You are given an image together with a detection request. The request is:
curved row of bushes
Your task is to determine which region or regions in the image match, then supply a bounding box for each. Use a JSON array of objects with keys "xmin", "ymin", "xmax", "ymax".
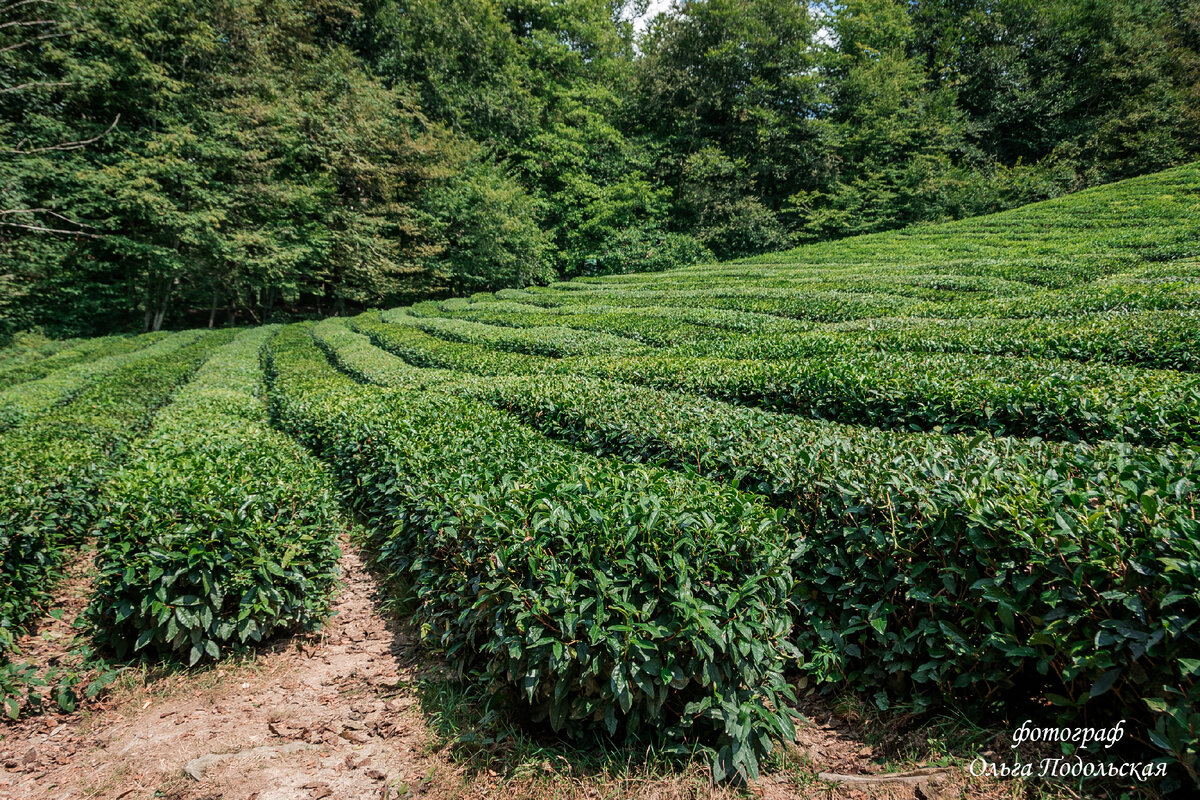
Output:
[
  {"xmin": 446, "ymin": 305, "xmax": 744, "ymax": 349},
  {"xmin": 0, "ymin": 331, "xmax": 183, "ymax": 431},
  {"xmin": 352, "ymin": 311, "xmax": 550, "ymax": 375},
  {"xmin": 266, "ymin": 323, "xmax": 797, "ymax": 783},
  {"xmin": 398, "ymin": 312, "xmax": 648, "ymax": 358},
  {"xmin": 0, "ymin": 329, "xmax": 234, "ymax": 656},
  {"xmin": 407, "ymin": 294, "xmax": 1200, "ymax": 372},
  {"xmin": 311, "ymin": 318, "xmax": 455, "ymax": 389},
  {"xmin": 562, "ymin": 351, "xmax": 1200, "ymax": 446},
  {"xmin": 463, "ymin": 374, "xmax": 1200, "ymax": 779},
  {"xmin": 87, "ymin": 327, "xmax": 344, "ymax": 664},
  {"xmin": 797, "ymin": 311, "xmax": 1200, "ymax": 371},
  {"xmin": 0, "ymin": 333, "xmax": 79, "ymax": 370},
  {"xmin": 0, "ymin": 331, "xmax": 171, "ymax": 391}
]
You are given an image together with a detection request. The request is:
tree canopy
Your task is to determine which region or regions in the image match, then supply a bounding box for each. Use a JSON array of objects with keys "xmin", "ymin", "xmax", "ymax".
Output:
[{"xmin": 2, "ymin": 0, "xmax": 1197, "ymax": 336}]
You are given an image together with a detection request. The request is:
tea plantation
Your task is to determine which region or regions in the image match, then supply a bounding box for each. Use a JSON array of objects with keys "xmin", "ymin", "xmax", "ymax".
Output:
[{"xmin": 2, "ymin": 164, "xmax": 1199, "ymax": 786}]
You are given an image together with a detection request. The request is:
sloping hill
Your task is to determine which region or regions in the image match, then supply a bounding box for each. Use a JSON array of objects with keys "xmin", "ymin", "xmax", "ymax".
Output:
[{"xmin": 3, "ymin": 164, "xmax": 1198, "ymax": 791}]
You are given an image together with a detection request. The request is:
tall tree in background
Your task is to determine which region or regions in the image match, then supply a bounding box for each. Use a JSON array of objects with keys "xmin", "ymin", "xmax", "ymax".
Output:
[
  {"xmin": 635, "ymin": 0, "xmax": 824, "ymax": 258},
  {"xmin": 2, "ymin": 0, "xmax": 1199, "ymax": 337},
  {"xmin": 793, "ymin": 0, "xmax": 968, "ymax": 238},
  {"xmin": 909, "ymin": 0, "xmax": 1200, "ymax": 182},
  {"xmin": 360, "ymin": 0, "xmax": 668, "ymax": 275}
]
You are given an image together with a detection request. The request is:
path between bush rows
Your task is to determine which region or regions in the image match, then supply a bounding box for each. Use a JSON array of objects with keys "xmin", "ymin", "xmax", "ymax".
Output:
[{"xmin": 0, "ymin": 538, "xmax": 987, "ymax": 800}]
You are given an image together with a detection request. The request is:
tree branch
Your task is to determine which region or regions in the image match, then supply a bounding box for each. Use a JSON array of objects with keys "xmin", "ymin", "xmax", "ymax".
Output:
[
  {"xmin": 0, "ymin": 208, "xmax": 97, "ymax": 228},
  {"xmin": 7, "ymin": 114, "xmax": 120, "ymax": 153},
  {"xmin": 0, "ymin": 79, "xmax": 72, "ymax": 94},
  {"xmin": 0, "ymin": 0, "xmax": 62, "ymax": 14},
  {"xmin": 0, "ymin": 18, "xmax": 57, "ymax": 30},
  {"xmin": 0, "ymin": 220, "xmax": 103, "ymax": 237},
  {"xmin": 0, "ymin": 30, "xmax": 68, "ymax": 55}
]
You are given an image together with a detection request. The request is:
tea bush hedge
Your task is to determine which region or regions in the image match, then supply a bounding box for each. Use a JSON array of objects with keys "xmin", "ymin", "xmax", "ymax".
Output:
[
  {"xmin": 351, "ymin": 311, "xmax": 550, "ymax": 375},
  {"xmin": 463, "ymin": 375, "xmax": 1200, "ymax": 777},
  {"xmin": 267, "ymin": 324, "xmax": 796, "ymax": 782},
  {"xmin": 87, "ymin": 327, "xmax": 344, "ymax": 664},
  {"xmin": 561, "ymin": 352, "xmax": 1200, "ymax": 445},
  {"xmin": 0, "ymin": 331, "xmax": 190, "ymax": 431},
  {"xmin": 0, "ymin": 329, "xmax": 233, "ymax": 657}
]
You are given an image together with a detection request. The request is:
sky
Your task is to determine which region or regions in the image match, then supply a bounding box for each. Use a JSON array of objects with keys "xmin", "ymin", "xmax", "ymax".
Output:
[{"xmin": 625, "ymin": 0, "xmax": 675, "ymax": 34}]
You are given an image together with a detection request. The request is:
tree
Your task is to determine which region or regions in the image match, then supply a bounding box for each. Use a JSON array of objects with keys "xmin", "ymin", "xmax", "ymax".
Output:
[
  {"xmin": 794, "ymin": 0, "xmax": 967, "ymax": 238},
  {"xmin": 634, "ymin": 0, "xmax": 825, "ymax": 256}
]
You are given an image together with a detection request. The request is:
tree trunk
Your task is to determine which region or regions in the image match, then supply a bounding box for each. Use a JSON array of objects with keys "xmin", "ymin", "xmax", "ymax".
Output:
[{"xmin": 208, "ymin": 288, "xmax": 219, "ymax": 328}]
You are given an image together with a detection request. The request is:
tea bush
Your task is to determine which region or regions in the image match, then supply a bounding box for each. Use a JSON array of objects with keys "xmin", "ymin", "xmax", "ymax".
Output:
[
  {"xmin": 462, "ymin": 375, "xmax": 1199, "ymax": 778},
  {"xmin": 561, "ymin": 352, "xmax": 1200, "ymax": 445},
  {"xmin": 88, "ymin": 327, "xmax": 343, "ymax": 664},
  {"xmin": 0, "ymin": 330, "xmax": 233, "ymax": 657},
  {"xmin": 266, "ymin": 324, "xmax": 796, "ymax": 783},
  {"xmin": 0, "ymin": 331, "xmax": 169, "ymax": 390},
  {"xmin": 0, "ymin": 331, "xmax": 190, "ymax": 431}
]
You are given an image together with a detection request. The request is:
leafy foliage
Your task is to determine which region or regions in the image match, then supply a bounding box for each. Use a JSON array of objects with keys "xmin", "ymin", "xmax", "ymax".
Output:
[
  {"xmin": 87, "ymin": 327, "xmax": 343, "ymax": 663},
  {"xmin": 7, "ymin": 0, "xmax": 1199, "ymax": 333},
  {"xmin": 0, "ymin": 329, "xmax": 233, "ymax": 658},
  {"xmin": 265, "ymin": 324, "xmax": 798, "ymax": 783}
]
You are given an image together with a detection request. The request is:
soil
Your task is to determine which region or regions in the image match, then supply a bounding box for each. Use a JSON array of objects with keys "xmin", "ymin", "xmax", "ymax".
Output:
[{"xmin": 0, "ymin": 540, "xmax": 1002, "ymax": 800}]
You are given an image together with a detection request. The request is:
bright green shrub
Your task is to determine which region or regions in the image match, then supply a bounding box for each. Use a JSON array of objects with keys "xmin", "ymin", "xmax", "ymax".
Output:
[
  {"xmin": 0, "ymin": 332, "xmax": 76, "ymax": 368},
  {"xmin": 446, "ymin": 305, "xmax": 744, "ymax": 349},
  {"xmin": 395, "ymin": 312, "xmax": 648, "ymax": 358},
  {"xmin": 351, "ymin": 310, "xmax": 550, "ymax": 375},
  {"xmin": 563, "ymin": 352, "xmax": 1200, "ymax": 445},
  {"xmin": 0, "ymin": 329, "xmax": 234, "ymax": 656},
  {"xmin": 311, "ymin": 317, "xmax": 462, "ymax": 388},
  {"xmin": 87, "ymin": 327, "xmax": 343, "ymax": 664},
  {"xmin": 266, "ymin": 324, "xmax": 797, "ymax": 782},
  {"xmin": 0, "ymin": 331, "xmax": 170, "ymax": 390},
  {"xmin": 0, "ymin": 331, "xmax": 186, "ymax": 430},
  {"xmin": 781, "ymin": 312, "xmax": 1200, "ymax": 371}
]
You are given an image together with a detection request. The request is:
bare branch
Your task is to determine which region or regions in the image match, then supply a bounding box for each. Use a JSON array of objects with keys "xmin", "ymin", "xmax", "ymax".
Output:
[
  {"xmin": 0, "ymin": 18, "xmax": 57, "ymax": 30},
  {"xmin": 7, "ymin": 114, "xmax": 120, "ymax": 153},
  {"xmin": 0, "ymin": 79, "xmax": 71, "ymax": 94},
  {"xmin": 0, "ymin": 29, "xmax": 68, "ymax": 54},
  {"xmin": 0, "ymin": 0, "xmax": 62, "ymax": 15},
  {"xmin": 0, "ymin": 220, "xmax": 103, "ymax": 237},
  {"xmin": 0, "ymin": 208, "xmax": 97, "ymax": 228}
]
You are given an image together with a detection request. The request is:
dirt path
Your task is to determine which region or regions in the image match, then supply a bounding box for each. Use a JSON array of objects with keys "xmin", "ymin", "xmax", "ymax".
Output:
[{"xmin": 0, "ymin": 542, "xmax": 987, "ymax": 800}]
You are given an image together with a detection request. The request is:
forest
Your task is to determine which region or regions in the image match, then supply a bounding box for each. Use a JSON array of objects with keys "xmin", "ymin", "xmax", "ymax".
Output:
[{"xmin": 2, "ymin": 0, "xmax": 1199, "ymax": 337}]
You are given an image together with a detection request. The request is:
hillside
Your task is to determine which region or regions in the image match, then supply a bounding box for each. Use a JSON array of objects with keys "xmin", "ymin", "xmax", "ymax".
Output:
[{"xmin": 1, "ymin": 164, "xmax": 1198, "ymax": 797}]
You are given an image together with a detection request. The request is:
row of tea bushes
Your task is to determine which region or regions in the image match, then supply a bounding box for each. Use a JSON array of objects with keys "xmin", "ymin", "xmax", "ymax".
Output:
[
  {"xmin": 0, "ymin": 329, "xmax": 234, "ymax": 656},
  {"xmin": 267, "ymin": 324, "xmax": 797, "ymax": 783},
  {"xmin": 311, "ymin": 318, "xmax": 455, "ymax": 389},
  {"xmin": 0, "ymin": 332, "xmax": 169, "ymax": 390},
  {"xmin": 561, "ymin": 351, "xmax": 1200, "ymax": 445},
  {"xmin": 352, "ymin": 311, "xmax": 550, "ymax": 375},
  {"xmin": 0, "ymin": 332, "xmax": 79, "ymax": 370},
  {"xmin": 87, "ymin": 327, "xmax": 344, "ymax": 664},
  {"xmin": 446, "ymin": 305, "xmax": 745, "ymax": 349},
  {"xmin": 398, "ymin": 313, "xmax": 648, "ymax": 358},
  {"xmin": 793, "ymin": 311, "xmax": 1200, "ymax": 371},
  {"xmin": 0, "ymin": 331, "xmax": 187, "ymax": 431},
  {"xmin": 464, "ymin": 375, "xmax": 1200, "ymax": 777}
]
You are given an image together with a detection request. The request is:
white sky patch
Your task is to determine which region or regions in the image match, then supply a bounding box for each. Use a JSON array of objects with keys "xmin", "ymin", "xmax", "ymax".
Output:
[{"xmin": 623, "ymin": 0, "xmax": 675, "ymax": 35}]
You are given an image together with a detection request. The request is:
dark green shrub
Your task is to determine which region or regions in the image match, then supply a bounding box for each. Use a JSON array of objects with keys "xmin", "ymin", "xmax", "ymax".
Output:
[
  {"xmin": 576, "ymin": 227, "xmax": 712, "ymax": 277},
  {"xmin": 467, "ymin": 375, "xmax": 1200, "ymax": 780},
  {"xmin": 265, "ymin": 324, "xmax": 797, "ymax": 782},
  {"xmin": 0, "ymin": 330, "xmax": 232, "ymax": 657}
]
